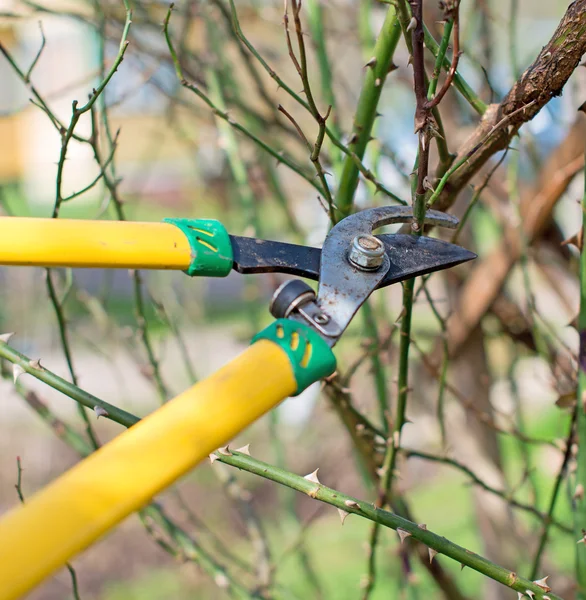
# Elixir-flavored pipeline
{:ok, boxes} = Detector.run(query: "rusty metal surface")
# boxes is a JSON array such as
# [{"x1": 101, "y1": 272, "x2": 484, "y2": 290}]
[{"x1": 313, "y1": 207, "x2": 475, "y2": 345}]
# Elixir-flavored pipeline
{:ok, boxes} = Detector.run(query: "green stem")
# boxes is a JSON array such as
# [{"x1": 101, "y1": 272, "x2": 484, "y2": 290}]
[
  {"x1": 423, "y1": 25, "x2": 486, "y2": 115},
  {"x1": 427, "y1": 19, "x2": 454, "y2": 100},
  {"x1": 0, "y1": 339, "x2": 139, "y2": 428},
  {"x1": 215, "y1": 452, "x2": 562, "y2": 600},
  {"x1": 334, "y1": 5, "x2": 401, "y2": 219},
  {"x1": 575, "y1": 127, "x2": 586, "y2": 599}
]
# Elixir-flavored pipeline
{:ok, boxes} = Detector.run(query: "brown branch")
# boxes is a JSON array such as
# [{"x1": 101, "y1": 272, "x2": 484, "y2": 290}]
[
  {"x1": 447, "y1": 116, "x2": 586, "y2": 355},
  {"x1": 433, "y1": 0, "x2": 586, "y2": 213}
]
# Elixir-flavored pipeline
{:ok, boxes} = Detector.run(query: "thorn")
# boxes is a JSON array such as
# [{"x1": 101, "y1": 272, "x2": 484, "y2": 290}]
[
  {"x1": 13, "y1": 364, "x2": 25, "y2": 383},
  {"x1": 517, "y1": 594, "x2": 524, "y2": 600},
  {"x1": 393, "y1": 431, "x2": 400, "y2": 448},
  {"x1": 94, "y1": 406, "x2": 108, "y2": 418},
  {"x1": 374, "y1": 78, "x2": 381, "y2": 87},
  {"x1": 561, "y1": 229, "x2": 583, "y2": 251},
  {"x1": 375, "y1": 466, "x2": 387, "y2": 478},
  {"x1": 460, "y1": 563, "x2": 465, "y2": 571},
  {"x1": 396, "y1": 528, "x2": 412, "y2": 544},
  {"x1": 364, "y1": 56, "x2": 377, "y2": 69},
  {"x1": 525, "y1": 591, "x2": 535, "y2": 599},
  {"x1": 407, "y1": 16, "x2": 417, "y2": 31},
  {"x1": 0, "y1": 332, "x2": 15, "y2": 343},
  {"x1": 532, "y1": 577, "x2": 551, "y2": 592},
  {"x1": 344, "y1": 499, "x2": 360, "y2": 510},
  {"x1": 304, "y1": 468, "x2": 321, "y2": 484},
  {"x1": 574, "y1": 484, "x2": 584, "y2": 501},
  {"x1": 209, "y1": 453, "x2": 219, "y2": 464},
  {"x1": 388, "y1": 63, "x2": 398, "y2": 74},
  {"x1": 428, "y1": 547, "x2": 438, "y2": 563},
  {"x1": 418, "y1": 523, "x2": 427, "y2": 530},
  {"x1": 543, "y1": 596, "x2": 551, "y2": 600},
  {"x1": 422, "y1": 176, "x2": 434, "y2": 192},
  {"x1": 235, "y1": 444, "x2": 251, "y2": 455},
  {"x1": 217, "y1": 446, "x2": 232, "y2": 456},
  {"x1": 214, "y1": 573, "x2": 230, "y2": 589},
  {"x1": 28, "y1": 359, "x2": 42, "y2": 370},
  {"x1": 338, "y1": 508, "x2": 350, "y2": 524}
]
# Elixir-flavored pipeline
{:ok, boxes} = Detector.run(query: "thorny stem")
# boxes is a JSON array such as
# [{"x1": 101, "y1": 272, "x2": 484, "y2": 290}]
[
  {"x1": 362, "y1": 4, "x2": 461, "y2": 593},
  {"x1": 0, "y1": 339, "x2": 140, "y2": 427},
  {"x1": 334, "y1": 4, "x2": 402, "y2": 220},
  {"x1": 213, "y1": 451, "x2": 562, "y2": 600},
  {"x1": 575, "y1": 113, "x2": 586, "y2": 599}
]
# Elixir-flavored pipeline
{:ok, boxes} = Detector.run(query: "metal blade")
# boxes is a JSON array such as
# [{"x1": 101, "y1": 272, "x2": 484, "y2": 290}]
[
  {"x1": 229, "y1": 234, "x2": 475, "y2": 288},
  {"x1": 379, "y1": 233, "x2": 477, "y2": 285}
]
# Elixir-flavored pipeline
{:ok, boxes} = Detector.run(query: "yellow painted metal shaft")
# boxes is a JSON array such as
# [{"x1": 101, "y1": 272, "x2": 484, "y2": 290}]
[
  {"x1": 0, "y1": 217, "x2": 192, "y2": 270},
  {"x1": 0, "y1": 340, "x2": 297, "y2": 600}
]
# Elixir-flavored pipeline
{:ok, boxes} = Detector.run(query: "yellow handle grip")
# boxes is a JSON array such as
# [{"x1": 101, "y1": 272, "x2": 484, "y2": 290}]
[
  {"x1": 0, "y1": 340, "x2": 296, "y2": 600},
  {"x1": 0, "y1": 217, "x2": 192, "y2": 270}
]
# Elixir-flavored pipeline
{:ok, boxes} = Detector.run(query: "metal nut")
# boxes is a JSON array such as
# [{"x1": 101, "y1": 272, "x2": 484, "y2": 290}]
[{"x1": 348, "y1": 234, "x2": 385, "y2": 270}]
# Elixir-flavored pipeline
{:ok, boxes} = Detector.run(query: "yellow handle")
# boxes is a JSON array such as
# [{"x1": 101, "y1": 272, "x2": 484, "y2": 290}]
[
  {"x1": 0, "y1": 340, "x2": 296, "y2": 600},
  {"x1": 0, "y1": 217, "x2": 192, "y2": 270}
]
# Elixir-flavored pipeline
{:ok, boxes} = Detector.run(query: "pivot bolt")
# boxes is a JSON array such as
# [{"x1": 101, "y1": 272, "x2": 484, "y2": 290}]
[{"x1": 348, "y1": 234, "x2": 385, "y2": 270}]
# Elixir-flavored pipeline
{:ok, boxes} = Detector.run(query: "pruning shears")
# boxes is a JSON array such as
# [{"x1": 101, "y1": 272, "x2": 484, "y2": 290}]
[{"x1": 0, "y1": 206, "x2": 474, "y2": 599}]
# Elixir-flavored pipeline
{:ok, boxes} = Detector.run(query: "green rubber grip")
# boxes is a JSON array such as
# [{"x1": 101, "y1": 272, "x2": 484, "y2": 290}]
[
  {"x1": 252, "y1": 320, "x2": 337, "y2": 395},
  {"x1": 163, "y1": 218, "x2": 233, "y2": 277}
]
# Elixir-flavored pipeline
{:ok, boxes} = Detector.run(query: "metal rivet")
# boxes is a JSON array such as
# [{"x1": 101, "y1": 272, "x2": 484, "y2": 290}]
[{"x1": 314, "y1": 313, "x2": 330, "y2": 325}]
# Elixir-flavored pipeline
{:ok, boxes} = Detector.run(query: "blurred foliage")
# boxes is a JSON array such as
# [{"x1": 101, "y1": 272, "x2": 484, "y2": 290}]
[{"x1": 1, "y1": 0, "x2": 586, "y2": 599}]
